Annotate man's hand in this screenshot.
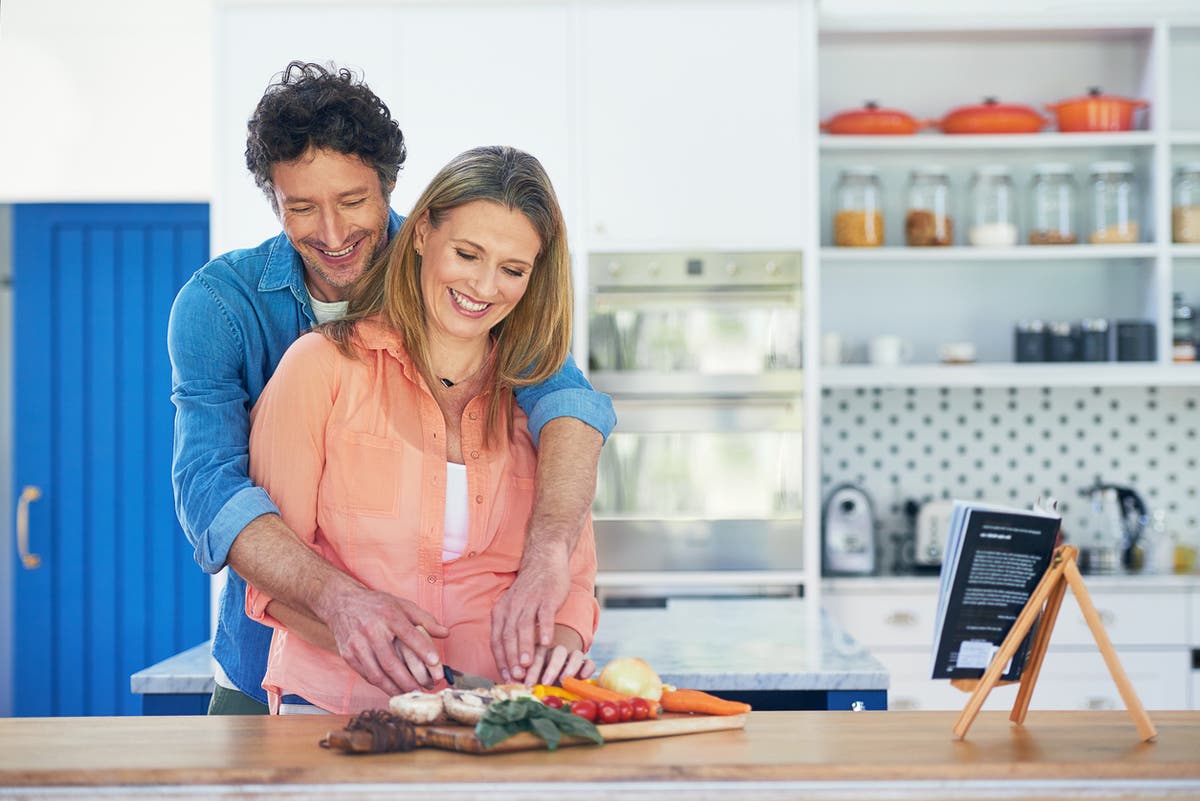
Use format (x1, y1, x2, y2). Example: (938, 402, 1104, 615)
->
(490, 418, 601, 681)
(319, 586, 449, 697)
(490, 544, 570, 682)
(232, 514, 449, 697)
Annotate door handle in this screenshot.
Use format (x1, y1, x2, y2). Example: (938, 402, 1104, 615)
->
(16, 485, 42, 569)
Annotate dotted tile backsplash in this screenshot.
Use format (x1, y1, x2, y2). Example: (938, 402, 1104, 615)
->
(820, 385, 1200, 569)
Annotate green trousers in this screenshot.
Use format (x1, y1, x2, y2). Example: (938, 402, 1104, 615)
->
(207, 683, 269, 715)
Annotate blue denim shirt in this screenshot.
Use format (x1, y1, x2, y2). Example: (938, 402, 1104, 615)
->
(167, 209, 615, 704)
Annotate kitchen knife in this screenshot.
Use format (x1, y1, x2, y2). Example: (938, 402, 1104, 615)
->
(443, 665, 495, 690)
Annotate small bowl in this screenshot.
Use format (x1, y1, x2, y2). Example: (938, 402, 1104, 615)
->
(938, 342, 977, 364)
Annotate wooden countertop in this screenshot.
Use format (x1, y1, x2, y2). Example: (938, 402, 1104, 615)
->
(2, 711, 1198, 799)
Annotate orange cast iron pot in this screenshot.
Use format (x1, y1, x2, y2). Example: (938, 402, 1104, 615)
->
(1045, 88, 1149, 132)
(820, 101, 925, 135)
(931, 97, 1048, 135)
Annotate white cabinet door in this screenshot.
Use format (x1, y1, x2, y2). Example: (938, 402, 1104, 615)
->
(215, 5, 573, 254)
(579, 1, 811, 250)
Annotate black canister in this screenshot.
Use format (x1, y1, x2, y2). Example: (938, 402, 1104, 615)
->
(1046, 321, 1078, 362)
(1078, 318, 1111, 361)
(1014, 320, 1047, 362)
(1116, 320, 1157, 361)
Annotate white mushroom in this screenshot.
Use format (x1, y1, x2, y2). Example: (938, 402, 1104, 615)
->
(440, 689, 493, 725)
(387, 690, 445, 725)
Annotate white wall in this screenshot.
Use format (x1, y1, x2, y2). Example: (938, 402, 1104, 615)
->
(2, 0, 1198, 204)
(0, 0, 213, 202)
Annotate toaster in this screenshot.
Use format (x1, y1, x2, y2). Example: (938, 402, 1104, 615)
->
(914, 499, 956, 567)
(822, 484, 876, 576)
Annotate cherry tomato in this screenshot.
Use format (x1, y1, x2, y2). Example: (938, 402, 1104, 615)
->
(570, 699, 598, 722)
(630, 697, 651, 721)
(596, 700, 620, 725)
(542, 695, 565, 710)
(617, 699, 634, 722)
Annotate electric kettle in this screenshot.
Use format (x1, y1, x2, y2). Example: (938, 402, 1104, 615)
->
(1080, 479, 1147, 571)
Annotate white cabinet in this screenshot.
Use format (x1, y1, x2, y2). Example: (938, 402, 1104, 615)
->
(578, 0, 813, 251)
(215, 4, 574, 255)
(824, 578, 1197, 711)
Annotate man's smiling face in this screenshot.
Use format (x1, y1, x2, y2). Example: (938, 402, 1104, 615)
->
(271, 147, 391, 301)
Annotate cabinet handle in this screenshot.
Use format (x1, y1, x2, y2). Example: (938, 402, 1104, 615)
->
(891, 698, 919, 711)
(885, 611, 916, 626)
(16, 485, 43, 570)
(1086, 696, 1114, 711)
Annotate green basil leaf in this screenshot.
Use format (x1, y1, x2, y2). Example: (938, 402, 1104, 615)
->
(475, 720, 520, 749)
(529, 717, 561, 751)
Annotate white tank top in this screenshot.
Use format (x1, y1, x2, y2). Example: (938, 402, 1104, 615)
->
(442, 462, 469, 561)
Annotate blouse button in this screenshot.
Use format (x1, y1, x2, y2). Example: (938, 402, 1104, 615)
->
(475, 495, 483, 504)
(468, 412, 478, 420)
(467, 551, 476, 558)
(427, 575, 437, 584)
(470, 450, 480, 459)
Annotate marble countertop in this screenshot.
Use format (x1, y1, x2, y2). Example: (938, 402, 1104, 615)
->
(131, 598, 887, 695)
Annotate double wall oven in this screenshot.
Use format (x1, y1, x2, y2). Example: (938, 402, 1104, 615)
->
(586, 251, 805, 602)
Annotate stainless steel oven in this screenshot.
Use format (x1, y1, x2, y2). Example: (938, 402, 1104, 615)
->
(587, 251, 804, 599)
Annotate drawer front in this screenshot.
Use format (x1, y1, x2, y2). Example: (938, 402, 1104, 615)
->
(880, 648, 1190, 712)
(1049, 590, 1189, 647)
(823, 592, 939, 649)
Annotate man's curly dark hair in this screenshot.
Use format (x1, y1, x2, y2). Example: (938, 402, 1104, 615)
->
(245, 61, 407, 213)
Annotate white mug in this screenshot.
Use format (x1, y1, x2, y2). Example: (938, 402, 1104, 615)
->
(869, 335, 912, 366)
(820, 332, 843, 366)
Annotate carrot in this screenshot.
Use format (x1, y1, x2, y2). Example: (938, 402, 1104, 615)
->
(561, 677, 659, 718)
(659, 688, 751, 716)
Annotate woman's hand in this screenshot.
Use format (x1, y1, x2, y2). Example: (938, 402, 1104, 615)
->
(521, 625, 595, 686)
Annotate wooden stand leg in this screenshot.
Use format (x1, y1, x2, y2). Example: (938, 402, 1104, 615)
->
(1010, 568, 1069, 726)
(1061, 559, 1158, 742)
(951, 555, 1067, 739)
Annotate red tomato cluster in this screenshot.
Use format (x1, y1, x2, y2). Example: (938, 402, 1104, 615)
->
(560, 696, 650, 723)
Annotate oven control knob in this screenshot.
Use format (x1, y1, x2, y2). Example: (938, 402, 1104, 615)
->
(607, 260, 621, 276)
(646, 261, 660, 276)
(724, 261, 739, 276)
(764, 260, 779, 276)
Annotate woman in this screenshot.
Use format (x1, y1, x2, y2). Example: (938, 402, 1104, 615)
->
(244, 146, 599, 715)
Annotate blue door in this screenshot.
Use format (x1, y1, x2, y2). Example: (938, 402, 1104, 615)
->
(12, 204, 210, 715)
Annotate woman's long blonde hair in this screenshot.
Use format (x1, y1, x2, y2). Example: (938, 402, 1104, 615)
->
(324, 145, 573, 441)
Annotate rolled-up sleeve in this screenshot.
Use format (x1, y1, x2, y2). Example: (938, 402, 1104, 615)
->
(514, 354, 616, 447)
(168, 275, 280, 574)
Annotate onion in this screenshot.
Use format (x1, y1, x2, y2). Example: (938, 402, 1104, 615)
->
(597, 657, 663, 701)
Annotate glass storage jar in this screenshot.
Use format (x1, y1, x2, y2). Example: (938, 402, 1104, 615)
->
(1088, 161, 1139, 244)
(1028, 163, 1078, 245)
(968, 164, 1018, 247)
(1173, 162, 1200, 244)
(834, 166, 885, 247)
(905, 166, 953, 246)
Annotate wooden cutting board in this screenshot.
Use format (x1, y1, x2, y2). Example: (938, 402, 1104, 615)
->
(330, 713, 748, 755)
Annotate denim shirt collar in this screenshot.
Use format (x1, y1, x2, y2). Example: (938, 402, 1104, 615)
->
(256, 209, 405, 323)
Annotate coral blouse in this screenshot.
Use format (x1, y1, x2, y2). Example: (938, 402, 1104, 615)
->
(244, 318, 599, 714)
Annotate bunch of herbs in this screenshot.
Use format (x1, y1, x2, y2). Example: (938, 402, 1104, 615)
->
(474, 698, 604, 751)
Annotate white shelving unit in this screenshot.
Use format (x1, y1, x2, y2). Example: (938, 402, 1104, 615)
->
(815, 19, 1200, 380)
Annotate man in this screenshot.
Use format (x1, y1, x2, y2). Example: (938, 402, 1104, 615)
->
(168, 61, 614, 714)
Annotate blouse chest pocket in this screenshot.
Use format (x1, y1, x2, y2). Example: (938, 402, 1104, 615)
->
(478, 474, 537, 563)
(324, 427, 412, 517)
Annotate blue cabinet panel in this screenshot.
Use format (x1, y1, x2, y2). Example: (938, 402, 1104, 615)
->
(13, 204, 211, 716)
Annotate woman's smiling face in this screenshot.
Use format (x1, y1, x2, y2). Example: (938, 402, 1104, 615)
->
(414, 200, 540, 348)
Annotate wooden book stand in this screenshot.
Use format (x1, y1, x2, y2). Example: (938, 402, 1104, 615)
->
(950, 544, 1157, 742)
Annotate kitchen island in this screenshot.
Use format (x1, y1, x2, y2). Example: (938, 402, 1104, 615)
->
(2, 711, 1197, 799)
(132, 599, 889, 713)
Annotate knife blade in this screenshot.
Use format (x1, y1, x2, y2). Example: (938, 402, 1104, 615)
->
(443, 664, 495, 690)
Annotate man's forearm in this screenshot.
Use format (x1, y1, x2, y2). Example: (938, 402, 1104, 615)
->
(524, 417, 602, 563)
(226, 513, 359, 624)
